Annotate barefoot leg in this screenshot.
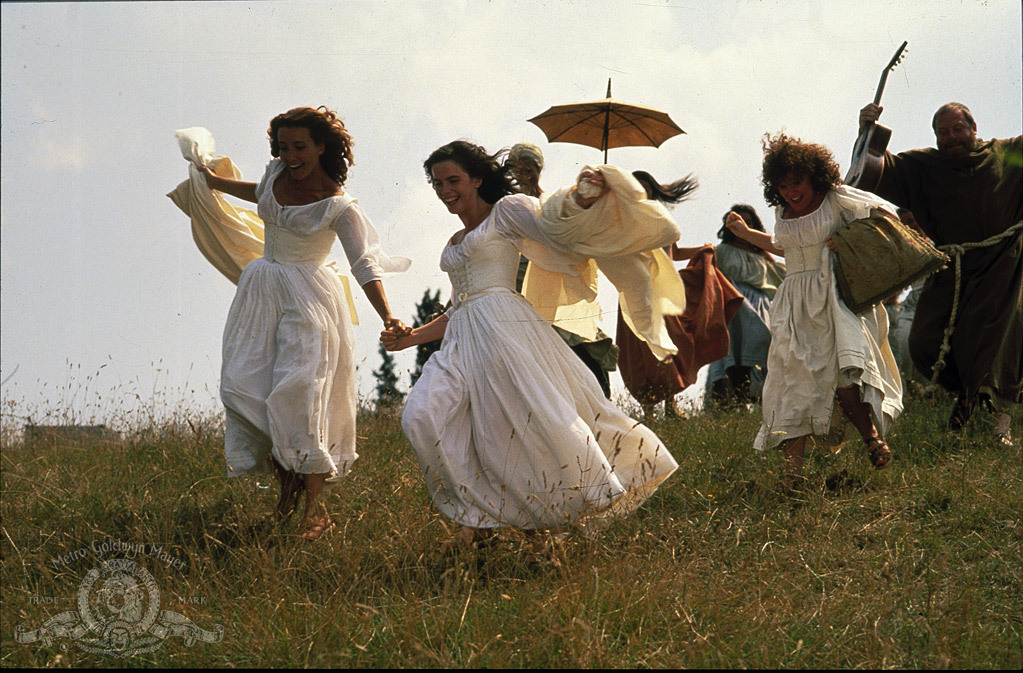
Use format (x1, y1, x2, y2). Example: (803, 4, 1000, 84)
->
(440, 526, 493, 554)
(781, 436, 807, 490)
(273, 458, 303, 522)
(299, 473, 333, 540)
(836, 385, 891, 467)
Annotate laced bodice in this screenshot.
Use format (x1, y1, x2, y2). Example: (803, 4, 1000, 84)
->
(262, 224, 336, 265)
(441, 217, 520, 307)
(773, 193, 839, 274)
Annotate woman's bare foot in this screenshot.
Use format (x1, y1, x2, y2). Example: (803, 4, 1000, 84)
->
(440, 526, 493, 554)
(523, 529, 550, 554)
(865, 436, 892, 469)
(994, 412, 1014, 447)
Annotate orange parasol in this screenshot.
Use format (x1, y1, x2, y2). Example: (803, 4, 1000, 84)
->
(528, 79, 685, 163)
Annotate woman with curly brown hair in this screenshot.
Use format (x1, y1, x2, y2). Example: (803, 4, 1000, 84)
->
(725, 133, 902, 488)
(200, 106, 411, 539)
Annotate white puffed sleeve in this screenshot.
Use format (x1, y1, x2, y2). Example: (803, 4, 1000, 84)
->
(254, 159, 281, 201)
(492, 194, 589, 275)
(833, 184, 899, 222)
(329, 200, 412, 286)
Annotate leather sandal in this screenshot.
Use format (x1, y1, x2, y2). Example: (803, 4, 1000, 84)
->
(994, 412, 1015, 447)
(866, 437, 892, 469)
(299, 517, 335, 541)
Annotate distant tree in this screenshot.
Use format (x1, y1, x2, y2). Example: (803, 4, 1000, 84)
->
(411, 288, 445, 387)
(373, 341, 404, 409)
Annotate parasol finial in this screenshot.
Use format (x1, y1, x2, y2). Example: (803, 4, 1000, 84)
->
(606, 78, 612, 99)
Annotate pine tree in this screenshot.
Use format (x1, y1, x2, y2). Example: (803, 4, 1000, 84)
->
(411, 288, 445, 386)
(373, 341, 404, 409)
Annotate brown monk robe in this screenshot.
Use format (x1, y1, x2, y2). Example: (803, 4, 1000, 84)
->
(871, 133, 1022, 427)
(617, 244, 744, 418)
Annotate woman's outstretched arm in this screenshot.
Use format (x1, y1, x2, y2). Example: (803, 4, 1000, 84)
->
(199, 165, 259, 203)
(670, 244, 707, 261)
(724, 211, 784, 257)
(361, 280, 409, 336)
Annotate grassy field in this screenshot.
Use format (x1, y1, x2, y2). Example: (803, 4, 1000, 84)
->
(1, 390, 1021, 668)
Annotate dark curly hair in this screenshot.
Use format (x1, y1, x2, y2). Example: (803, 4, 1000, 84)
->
(268, 106, 354, 186)
(760, 132, 841, 208)
(423, 140, 515, 204)
(717, 203, 765, 248)
(631, 170, 698, 204)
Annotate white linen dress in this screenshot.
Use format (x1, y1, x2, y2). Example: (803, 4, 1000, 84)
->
(402, 194, 678, 530)
(221, 159, 410, 480)
(753, 186, 903, 451)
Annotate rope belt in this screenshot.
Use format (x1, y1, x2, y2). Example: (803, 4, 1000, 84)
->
(928, 220, 1023, 385)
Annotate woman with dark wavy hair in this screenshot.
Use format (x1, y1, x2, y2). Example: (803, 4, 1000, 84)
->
(200, 106, 410, 539)
(382, 140, 678, 552)
(630, 170, 697, 205)
(725, 133, 902, 488)
(705, 204, 785, 405)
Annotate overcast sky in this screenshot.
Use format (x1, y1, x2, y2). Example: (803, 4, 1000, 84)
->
(2, 0, 1020, 425)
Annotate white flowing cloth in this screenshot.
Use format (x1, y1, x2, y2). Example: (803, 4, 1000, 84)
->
(167, 127, 360, 321)
(169, 128, 411, 480)
(518, 166, 687, 361)
(403, 194, 678, 530)
(754, 185, 903, 451)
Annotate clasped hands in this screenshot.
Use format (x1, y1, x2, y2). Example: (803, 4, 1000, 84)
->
(380, 318, 412, 352)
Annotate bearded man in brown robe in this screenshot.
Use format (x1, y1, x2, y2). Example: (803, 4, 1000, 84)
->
(857, 101, 1021, 443)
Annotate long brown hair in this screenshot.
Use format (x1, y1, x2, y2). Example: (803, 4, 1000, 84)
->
(268, 106, 354, 186)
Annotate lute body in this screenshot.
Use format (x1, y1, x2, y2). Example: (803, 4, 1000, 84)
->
(845, 123, 892, 191)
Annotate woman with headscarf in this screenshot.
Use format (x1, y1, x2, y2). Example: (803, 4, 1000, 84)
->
(504, 143, 620, 398)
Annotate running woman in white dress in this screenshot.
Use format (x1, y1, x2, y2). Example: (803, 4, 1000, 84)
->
(200, 106, 410, 539)
(726, 133, 902, 489)
(381, 141, 678, 551)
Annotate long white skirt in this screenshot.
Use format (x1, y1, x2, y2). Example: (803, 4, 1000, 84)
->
(753, 266, 903, 451)
(221, 258, 357, 481)
(402, 290, 677, 530)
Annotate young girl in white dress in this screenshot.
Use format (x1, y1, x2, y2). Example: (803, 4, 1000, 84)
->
(725, 133, 902, 488)
(381, 140, 678, 550)
(201, 106, 410, 539)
